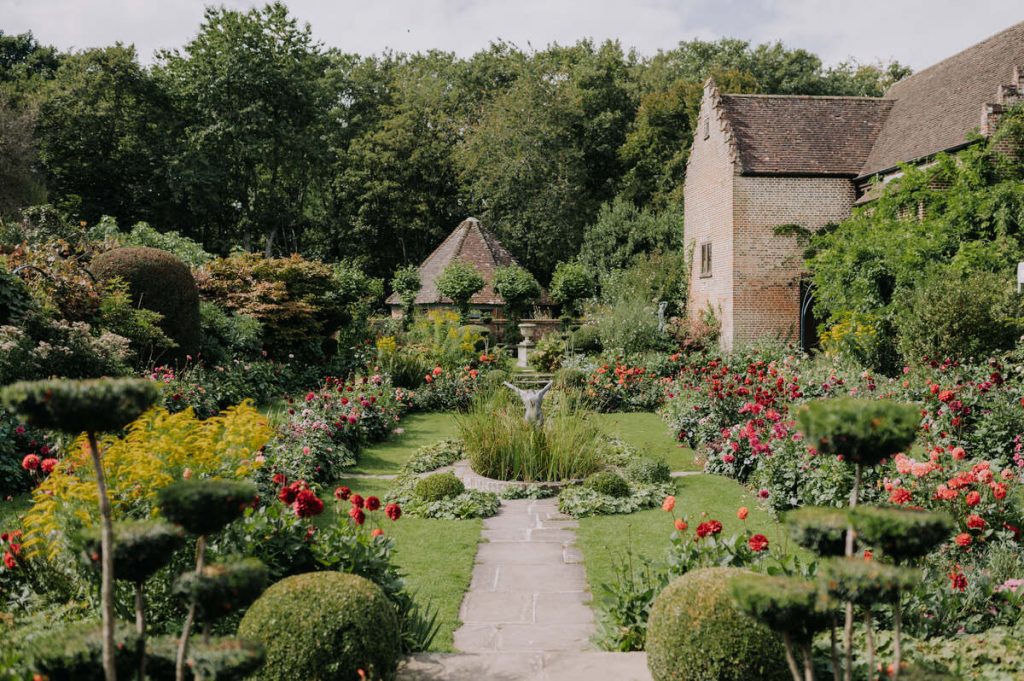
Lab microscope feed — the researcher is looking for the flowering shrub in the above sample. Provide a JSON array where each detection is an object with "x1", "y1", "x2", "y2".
[
  {"x1": 413, "y1": 364, "x2": 490, "y2": 412},
  {"x1": 584, "y1": 356, "x2": 674, "y2": 412},
  {"x1": 261, "y1": 375, "x2": 411, "y2": 484}
]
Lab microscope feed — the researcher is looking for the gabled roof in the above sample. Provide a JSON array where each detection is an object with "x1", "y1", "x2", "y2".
[
  {"x1": 859, "y1": 21, "x2": 1024, "y2": 178},
  {"x1": 386, "y1": 217, "x2": 519, "y2": 307},
  {"x1": 718, "y1": 93, "x2": 894, "y2": 176}
]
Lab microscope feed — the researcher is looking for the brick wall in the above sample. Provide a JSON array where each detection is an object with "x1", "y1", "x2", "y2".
[
  {"x1": 731, "y1": 176, "x2": 855, "y2": 346},
  {"x1": 684, "y1": 82, "x2": 737, "y2": 346}
]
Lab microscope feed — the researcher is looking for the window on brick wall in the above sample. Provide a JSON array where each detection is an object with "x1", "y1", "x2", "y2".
[{"x1": 700, "y1": 242, "x2": 712, "y2": 277}]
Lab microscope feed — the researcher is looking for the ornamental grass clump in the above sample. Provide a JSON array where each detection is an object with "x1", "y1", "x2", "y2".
[
  {"x1": 238, "y1": 571, "x2": 401, "y2": 681},
  {"x1": 459, "y1": 389, "x2": 603, "y2": 482},
  {"x1": 1, "y1": 377, "x2": 158, "y2": 681},
  {"x1": 730, "y1": 574, "x2": 831, "y2": 681},
  {"x1": 157, "y1": 479, "x2": 259, "y2": 681}
]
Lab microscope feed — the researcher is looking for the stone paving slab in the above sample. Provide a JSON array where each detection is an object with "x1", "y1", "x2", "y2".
[
  {"x1": 398, "y1": 652, "x2": 652, "y2": 681},
  {"x1": 475, "y1": 541, "x2": 566, "y2": 564}
]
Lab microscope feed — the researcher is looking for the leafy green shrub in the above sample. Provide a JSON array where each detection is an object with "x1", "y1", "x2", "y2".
[
  {"x1": 90, "y1": 246, "x2": 201, "y2": 363},
  {"x1": 646, "y1": 567, "x2": 789, "y2": 681},
  {"x1": 98, "y1": 277, "x2": 177, "y2": 365},
  {"x1": 387, "y1": 475, "x2": 500, "y2": 520},
  {"x1": 414, "y1": 472, "x2": 465, "y2": 501},
  {"x1": 558, "y1": 480, "x2": 675, "y2": 518},
  {"x1": 390, "y1": 265, "x2": 421, "y2": 323},
  {"x1": 30, "y1": 621, "x2": 141, "y2": 681},
  {"x1": 0, "y1": 262, "x2": 32, "y2": 325},
  {"x1": 796, "y1": 397, "x2": 920, "y2": 466},
  {"x1": 624, "y1": 457, "x2": 671, "y2": 484},
  {"x1": 550, "y1": 261, "x2": 595, "y2": 317},
  {"x1": 237, "y1": 571, "x2": 401, "y2": 681},
  {"x1": 402, "y1": 439, "x2": 464, "y2": 474},
  {"x1": 0, "y1": 377, "x2": 159, "y2": 434},
  {"x1": 584, "y1": 471, "x2": 630, "y2": 498},
  {"x1": 174, "y1": 558, "x2": 268, "y2": 622},
  {"x1": 531, "y1": 333, "x2": 566, "y2": 372},
  {"x1": 893, "y1": 268, "x2": 1021, "y2": 363},
  {"x1": 849, "y1": 507, "x2": 953, "y2": 563},
  {"x1": 157, "y1": 480, "x2": 257, "y2": 536},
  {"x1": 435, "y1": 260, "x2": 485, "y2": 320},
  {"x1": 492, "y1": 264, "x2": 540, "y2": 322},
  {"x1": 0, "y1": 315, "x2": 132, "y2": 384},
  {"x1": 198, "y1": 301, "x2": 263, "y2": 365},
  {"x1": 571, "y1": 323, "x2": 602, "y2": 353},
  {"x1": 78, "y1": 520, "x2": 183, "y2": 583},
  {"x1": 784, "y1": 507, "x2": 850, "y2": 557}
]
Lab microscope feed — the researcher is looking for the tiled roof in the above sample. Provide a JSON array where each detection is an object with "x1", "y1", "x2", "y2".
[
  {"x1": 385, "y1": 217, "x2": 520, "y2": 307},
  {"x1": 718, "y1": 94, "x2": 894, "y2": 176},
  {"x1": 859, "y1": 21, "x2": 1024, "y2": 178}
]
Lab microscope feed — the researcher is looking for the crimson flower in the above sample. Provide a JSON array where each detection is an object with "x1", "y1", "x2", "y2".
[
  {"x1": 365, "y1": 496, "x2": 381, "y2": 511},
  {"x1": 271, "y1": 473, "x2": 287, "y2": 487},
  {"x1": 696, "y1": 520, "x2": 723, "y2": 539},
  {"x1": 40, "y1": 458, "x2": 58, "y2": 474},
  {"x1": 293, "y1": 489, "x2": 324, "y2": 518},
  {"x1": 278, "y1": 484, "x2": 299, "y2": 505},
  {"x1": 966, "y1": 514, "x2": 986, "y2": 530},
  {"x1": 350, "y1": 494, "x2": 365, "y2": 509},
  {"x1": 948, "y1": 569, "x2": 967, "y2": 591},
  {"x1": 385, "y1": 503, "x2": 402, "y2": 521},
  {"x1": 334, "y1": 486, "x2": 351, "y2": 501},
  {"x1": 349, "y1": 506, "x2": 366, "y2": 525},
  {"x1": 955, "y1": 532, "x2": 972, "y2": 547},
  {"x1": 748, "y1": 534, "x2": 769, "y2": 552},
  {"x1": 2, "y1": 552, "x2": 14, "y2": 569},
  {"x1": 965, "y1": 491, "x2": 981, "y2": 507}
]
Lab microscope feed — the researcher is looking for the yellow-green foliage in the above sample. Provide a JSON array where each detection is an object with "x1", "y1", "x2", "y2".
[
  {"x1": 406, "y1": 310, "x2": 484, "y2": 367},
  {"x1": 22, "y1": 402, "x2": 272, "y2": 559}
]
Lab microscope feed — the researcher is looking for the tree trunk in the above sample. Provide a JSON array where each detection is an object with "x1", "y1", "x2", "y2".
[
  {"x1": 781, "y1": 632, "x2": 803, "y2": 681},
  {"x1": 175, "y1": 535, "x2": 206, "y2": 681},
  {"x1": 830, "y1": 616, "x2": 841, "y2": 681},
  {"x1": 87, "y1": 432, "x2": 117, "y2": 681},
  {"x1": 802, "y1": 641, "x2": 816, "y2": 681},
  {"x1": 892, "y1": 597, "x2": 903, "y2": 681}
]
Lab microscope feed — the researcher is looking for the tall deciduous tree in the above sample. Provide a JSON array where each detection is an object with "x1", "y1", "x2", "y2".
[
  {"x1": 34, "y1": 44, "x2": 169, "y2": 226},
  {"x1": 157, "y1": 2, "x2": 329, "y2": 255}
]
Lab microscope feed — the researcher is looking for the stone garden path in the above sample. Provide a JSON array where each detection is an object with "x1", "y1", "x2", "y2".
[{"x1": 398, "y1": 498, "x2": 652, "y2": 681}]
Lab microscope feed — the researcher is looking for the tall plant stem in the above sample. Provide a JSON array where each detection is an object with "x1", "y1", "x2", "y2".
[
  {"x1": 865, "y1": 610, "x2": 875, "y2": 681},
  {"x1": 175, "y1": 535, "x2": 206, "y2": 681},
  {"x1": 829, "y1": 616, "x2": 841, "y2": 681},
  {"x1": 892, "y1": 595, "x2": 903, "y2": 681},
  {"x1": 782, "y1": 633, "x2": 803, "y2": 681},
  {"x1": 843, "y1": 463, "x2": 862, "y2": 681},
  {"x1": 87, "y1": 432, "x2": 117, "y2": 681},
  {"x1": 135, "y1": 582, "x2": 147, "y2": 681}
]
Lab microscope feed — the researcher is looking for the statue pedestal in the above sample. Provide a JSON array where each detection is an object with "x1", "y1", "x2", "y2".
[{"x1": 516, "y1": 339, "x2": 534, "y2": 368}]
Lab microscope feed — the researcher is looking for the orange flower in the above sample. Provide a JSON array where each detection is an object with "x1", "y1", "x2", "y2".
[
  {"x1": 736, "y1": 507, "x2": 749, "y2": 520},
  {"x1": 674, "y1": 519, "x2": 688, "y2": 532},
  {"x1": 662, "y1": 496, "x2": 675, "y2": 512},
  {"x1": 954, "y1": 532, "x2": 972, "y2": 547},
  {"x1": 371, "y1": 528, "x2": 384, "y2": 537}
]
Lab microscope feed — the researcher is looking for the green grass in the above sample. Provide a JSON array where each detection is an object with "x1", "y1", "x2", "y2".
[
  {"x1": 322, "y1": 476, "x2": 480, "y2": 652},
  {"x1": 593, "y1": 412, "x2": 700, "y2": 472},
  {"x1": 576, "y1": 474, "x2": 799, "y2": 596},
  {"x1": 351, "y1": 412, "x2": 459, "y2": 475},
  {"x1": 0, "y1": 493, "x2": 31, "y2": 531}
]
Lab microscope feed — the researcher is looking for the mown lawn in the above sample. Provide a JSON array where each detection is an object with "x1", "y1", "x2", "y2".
[
  {"x1": 350, "y1": 412, "x2": 459, "y2": 475},
  {"x1": 593, "y1": 411, "x2": 700, "y2": 472},
  {"x1": 576, "y1": 474, "x2": 800, "y2": 597},
  {"x1": 323, "y1": 476, "x2": 480, "y2": 652}
]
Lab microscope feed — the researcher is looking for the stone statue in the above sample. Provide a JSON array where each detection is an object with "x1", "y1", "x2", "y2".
[{"x1": 503, "y1": 381, "x2": 553, "y2": 427}]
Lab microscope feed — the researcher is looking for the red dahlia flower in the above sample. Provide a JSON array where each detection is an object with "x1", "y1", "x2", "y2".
[
  {"x1": 385, "y1": 503, "x2": 402, "y2": 521},
  {"x1": 334, "y1": 486, "x2": 351, "y2": 501},
  {"x1": 2, "y1": 552, "x2": 14, "y2": 569},
  {"x1": 350, "y1": 494, "x2": 365, "y2": 509},
  {"x1": 278, "y1": 484, "x2": 300, "y2": 505},
  {"x1": 40, "y1": 458, "x2": 58, "y2": 474},
  {"x1": 349, "y1": 507, "x2": 366, "y2": 525},
  {"x1": 948, "y1": 569, "x2": 967, "y2": 591},
  {"x1": 696, "y1": 520, "x2": 723, "y2": 539},
  {"x1": 748, "y1": 534, "x2": 769, "y2": 552},
  {"x1": 365, "y1": 496, "x2": 381, "y2": 511},
  {"x1": 955, "y1": 532, "x2": 972, "y2": 547},
  {"x1": 21, "y1": 454, "x2": 40, "y2": 471},
  {"x1": 965, "y1": 491, "x2": 981, "y2": 507},
  {"x1": 293, "y1": 489, "x2": 325, "y2": 518}
]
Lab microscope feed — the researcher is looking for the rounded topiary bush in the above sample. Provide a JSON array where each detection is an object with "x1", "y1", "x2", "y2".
[
  {"x1": 175, "y1": 558, "x2": 268, "y2": 622},
  {"x1": 646, "y1": 567, "x2": 790, "y2": 681},
  {"x1": 90, "y1": 246, "x2": 200, "y2": 363},
  {"x1": 415, "y1": 471, "x2": 465, "y2": 501},
  {"x1": 79, "y1": 520, "x2": 183, "y2": 583},
  {"x1": 785, "y1": 506, "x2": 850, "y2": 557},
  {"x1": 795, "y1": 398, "x2": 920, "y2": 467},
  {"x1": 158, "y1": 479, "x2": 257, "y2": 536},
  {"x1": 584, "y1": 471, "x2": 630, "y2": 497},
  {"x1": 237, "y1": 571, "x2": 400, "y2": 681},
  {"x1": 31, "y1": 621, "x2": 141, "y2": 681},
  {"x1": 849, "y1": 506, "x2": 953, "y2": 563}
]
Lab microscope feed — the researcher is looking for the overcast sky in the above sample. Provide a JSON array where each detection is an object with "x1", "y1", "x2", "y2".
[{"x1": 2, "y1": 0, "x2": 1022, "y2": 70}]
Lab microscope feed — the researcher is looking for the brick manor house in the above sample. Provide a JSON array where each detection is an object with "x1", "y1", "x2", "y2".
[{"x1": 684, "y1": 21, "x2": 1024, "y2": 351}]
